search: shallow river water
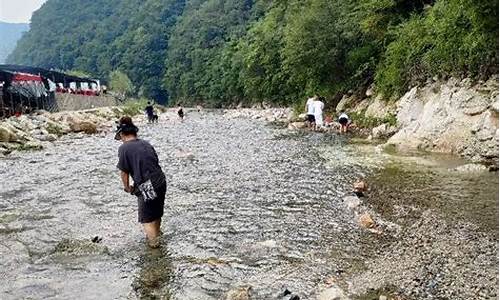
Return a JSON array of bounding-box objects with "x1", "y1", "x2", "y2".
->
[{"x1": 0, "y1": 111, "x2": 497, "y2": 299}]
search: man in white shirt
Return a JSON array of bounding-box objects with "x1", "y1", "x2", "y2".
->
[
  {"x1": 304, "y1": 95, "x2": 318, "y2": 128},
  {"x1": 313, "y1": 97, "x2": 325, "y2": 130}
]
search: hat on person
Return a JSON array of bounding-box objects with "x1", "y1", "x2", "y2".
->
[{"x1": 114, "y1": 117, "x2": 139, "y2": 140}]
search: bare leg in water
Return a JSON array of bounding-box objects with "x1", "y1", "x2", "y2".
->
[{"x1": 143, "y1": 219, "x2": 161, "y2": 248}]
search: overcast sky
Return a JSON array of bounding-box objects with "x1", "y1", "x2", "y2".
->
[{"x1": 0, "y1": 0, "x2": 47, "y2": 23}]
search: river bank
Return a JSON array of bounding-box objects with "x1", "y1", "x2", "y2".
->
[
  {"x1": 0, "y1": 109, "x2": 497, "y2": 299},
  {"x1": 0, "y1": 107, "x2": 125, "y2": 155},
  {"x1": 336, "y1": 77, "x2": 499, "y2": 169}
]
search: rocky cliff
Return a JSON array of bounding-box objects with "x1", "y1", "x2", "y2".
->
[{"x1": 339, "y1": 77, "x2": 499, "y2": 167}]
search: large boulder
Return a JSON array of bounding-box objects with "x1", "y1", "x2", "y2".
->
[
  {"x1": 288, "y1": 122, "x2": 307, "y2": 130},
  {"x1": 0, "y1": 124, "x2": 19, "y2": 142},
  {"x1": 69, "y1": 121, "x2": 98, "y2": 134},
  {"x1": 371, "y1": 124, "x2": 398, "y2": 140},
  {"x1": 386, "y1": 77, "x2": 499, "y2": 165},
  {"x1": 336, "y1": 94, "x2": 358, "y2": 113},
  {"x1": 365, "y1": 95, "x2": 396, "y2": 119}
]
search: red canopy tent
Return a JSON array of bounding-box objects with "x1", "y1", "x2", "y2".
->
[{"x1": 12, "y1": 73, "x2": 43, "y2": 82}]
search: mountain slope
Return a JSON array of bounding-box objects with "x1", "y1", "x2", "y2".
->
[
  {"x1": 7, "y1": 0, "x2": 498, "y2": 105},
  {"x1": 0, "y1": 22, "x2": 29, "y2": 63}
]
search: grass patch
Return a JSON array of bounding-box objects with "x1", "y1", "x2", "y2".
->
[
  {"x1": 121, "y1": 98, "x2": 149, "y2": 116},
  {"x1": 46, "y1": 122, "x2": 64, "y2": 136},
  {"x1": 350, "y1": 109, "x2": 397, "y2": 129}
]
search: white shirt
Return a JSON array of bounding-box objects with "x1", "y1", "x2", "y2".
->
[
  {"x1": 312, "y1": 100, "x2": 324, "y2": 116},
  {"x1": 306, "y1": 97, "x2": 315, "y2": 115},
  {"x1": 339, "y1": 113, "x2": 349, "y2": 120}
]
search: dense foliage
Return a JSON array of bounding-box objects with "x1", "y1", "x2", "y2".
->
[
  {"x1": 109, "y1": 70, "x2": 135, "y2": 100},
  {"x1": 8, "y1": 0, "x2": 498, "y2": 105}
]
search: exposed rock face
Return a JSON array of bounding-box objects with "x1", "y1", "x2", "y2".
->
[
  {"x1": 386, "y1": 77, "x2": 499, "y2": 165},
  {"x1": 336, "y1": 95, "x2": 359, "y2": 113},
  {"x1": 364, "y1": 95, "x2": 395, "y2": 119}
]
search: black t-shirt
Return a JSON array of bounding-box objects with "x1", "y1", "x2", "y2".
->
[
  {"x1": 117, "y1": 139, "x2": 164, "y2": 185},
  {"x1": 145, "y1": 105, "x2": 154, "y2": 116}
]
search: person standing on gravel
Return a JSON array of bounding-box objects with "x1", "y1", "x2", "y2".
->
[
  {"x1": 177, "y1": 106, "x2": 185, "y2": 122},
  {"x1": 313, "y1": 96, "x2": 325, "y2": 130},
  {"x1": 145, "y1": 102, "x2": 154, "y2": 123},
  {"x1": 305, "y1": 95, "x2": 317, "y2": 128},
  {"x1": 115, "y1": 116, "x2": 167, "y2": 248}
]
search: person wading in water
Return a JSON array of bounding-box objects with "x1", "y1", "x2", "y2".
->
[{"x1": 115, "y1": 116, "x2": 167, "y2": 248}]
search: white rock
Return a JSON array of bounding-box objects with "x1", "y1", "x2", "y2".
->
[
  {"x1": 365, "y1": 95, "x2": 395, "y2": 119},
  {"x1": 318, "y1": 286, "x2": 349, "y2": 300},
  {"x1": 372, "y1": 124, "x2": 388, "y2": 139},
  {"x1": 336, "y1": 95, "x2": 357, "y2": 113},
  {"x1": 387, "y1": 77, "x2": 499, "y2": 165},
  {"x1": 256, "y1": 240, "x2": 277, "y2": 248},
  {"x1": 452, "y1": 163, "x2": 488, "y2": 173},
  {"x1": 366, "y1": 85, "x2": 375, "y2": 97},
  {"x1": 343, "y1": 196, "x2": 361, "y2": 210}
]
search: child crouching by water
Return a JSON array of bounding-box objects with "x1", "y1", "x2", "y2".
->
[{"x1": 115, "y1": 116, "x2": 167, "y2": 248}]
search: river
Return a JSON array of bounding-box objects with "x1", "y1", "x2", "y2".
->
[{"x1": 0, "y1": 111, "x2": 497, "y2": 299}]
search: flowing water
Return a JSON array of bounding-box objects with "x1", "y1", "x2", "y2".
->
[{"x1": 0, "y1": 111, "x2": 497, "y2": 299}]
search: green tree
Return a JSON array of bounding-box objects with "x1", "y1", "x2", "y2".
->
[
  {"x1": 109, "y1": 70, "x2": 135, "y2": 100},
  {"x1": 376, "y1": 0, "x2": 499, "y2": 98}
]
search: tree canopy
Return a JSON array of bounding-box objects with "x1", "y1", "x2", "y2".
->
[{"x1": 8, "y1": 0, "x2": 498, "y2": 105}]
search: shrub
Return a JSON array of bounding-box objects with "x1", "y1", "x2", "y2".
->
[
  {"x1": 121, "y1": 98, "x2": 149, "y2": 116},
  {"x1": 376, "y1": 0, "x2": 499, "y2": 98}
]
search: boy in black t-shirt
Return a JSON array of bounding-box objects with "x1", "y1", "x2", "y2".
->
[{"x1": 115, "y1": 116, "x2": 166, "y2": 248}]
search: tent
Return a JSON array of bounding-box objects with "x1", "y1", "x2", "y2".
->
[{"x1": 0, "y1": 69, "x2": 57, "y2": 118}]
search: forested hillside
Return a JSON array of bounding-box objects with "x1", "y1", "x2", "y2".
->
[
  {"x1": 0, "y1": 22, "x2": 29, "y2": 63},
  {"x1": 8, "y1": 0, "x2": 498, "y2": 105}
]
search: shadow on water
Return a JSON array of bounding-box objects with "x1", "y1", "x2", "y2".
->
[{"x1": 132, "y1": 243, "x2": 173, "y2": 300}]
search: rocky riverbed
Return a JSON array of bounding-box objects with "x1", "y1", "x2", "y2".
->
[
  {"x1": 0, "y1": 109, "x2": 497, "y2": 299},
  {"x1": 0, "y1": 107, "x2": 128, "y2": 155}
]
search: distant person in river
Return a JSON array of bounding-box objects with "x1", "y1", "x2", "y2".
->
[
  {"x1": 177, "y1": 106, "x2": 184, "y2": 121},
  {"x1": 305, "y1": 94, "x2": 318, "y2": 128},
  {"x1": 115, "y1": 116, "x2": 167, "y2": 248},
  {"x1": 338, "y1": 111, "x2": 350, "y2": 133},
  {"x1": 313, "y1": 96, "x2": 325, "y2": 130},
  {"x1": 145, "y1": 102, "x2": 155, "y2": 123}
]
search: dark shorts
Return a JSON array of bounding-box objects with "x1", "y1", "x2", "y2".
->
[
  {"x1": 306, "y1": 114, "x2": 315, "y2": 123},
  {"x1": 136, "y1": 180, "x2": 166, "y2": 223},
  {"x1": 178, "y1": 111, "x2": 184, "y2": 118},
  {"x1": 339, "y1": 117, "x2": 348, "y2": 125}
]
